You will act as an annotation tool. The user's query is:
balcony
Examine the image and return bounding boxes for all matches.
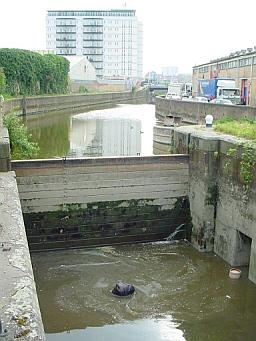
[56,45,76,48]
[83,52,103,56]
[83,24,103,27]
[56,38,76,41]
[56,24,76,27]
[83,45,103,48]
[83,30,103,34]
[83,38,103,41]
[56,31,76,34]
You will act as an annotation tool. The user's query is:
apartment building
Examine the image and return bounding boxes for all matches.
[192,47,256,105]
[46,9,143,80]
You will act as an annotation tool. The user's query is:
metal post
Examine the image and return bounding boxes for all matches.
[0,319,7,337]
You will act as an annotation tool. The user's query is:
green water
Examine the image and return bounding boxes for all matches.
[32,242,256,341]
[25,104,155,159]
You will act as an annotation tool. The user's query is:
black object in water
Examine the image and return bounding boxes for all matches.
[112,282,135,296]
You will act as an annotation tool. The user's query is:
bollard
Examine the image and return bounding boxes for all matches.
[0,319,7,337]
[205,114,213,128]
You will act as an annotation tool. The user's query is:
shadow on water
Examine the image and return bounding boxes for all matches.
[31,242,256,341]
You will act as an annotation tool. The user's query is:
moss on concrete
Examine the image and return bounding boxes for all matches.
[23,197,191,250]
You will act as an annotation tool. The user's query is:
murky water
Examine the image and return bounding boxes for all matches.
[32,242,256,341]
[25,104,155,159]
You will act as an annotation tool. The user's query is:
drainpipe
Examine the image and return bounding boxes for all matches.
[249,58,253,106]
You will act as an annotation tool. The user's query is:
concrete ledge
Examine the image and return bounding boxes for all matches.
[11,154,189,169]
[0,127,11,171]
[0,172,45,340]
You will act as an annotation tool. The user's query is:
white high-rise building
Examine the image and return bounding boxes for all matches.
[46,9,143,80]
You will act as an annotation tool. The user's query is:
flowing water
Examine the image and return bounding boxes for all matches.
[32,242,256,341]
[28,104,256,340]
[25,104,155,159]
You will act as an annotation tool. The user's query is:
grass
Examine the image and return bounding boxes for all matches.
[214,117,256,142]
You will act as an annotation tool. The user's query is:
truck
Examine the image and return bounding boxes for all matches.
[166,83,182,100]
[197,78,240,104]
[181,82,192,97]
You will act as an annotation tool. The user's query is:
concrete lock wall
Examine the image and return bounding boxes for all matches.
[11,155,191,251]
[2,89,149,116]
[153,126,174,155]
[155,97,256,125]
[171,126,256,284]
[0,172,45,340]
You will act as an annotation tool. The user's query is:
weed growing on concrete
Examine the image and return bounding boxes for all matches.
[3,112,39,159]
[240,142,256,186]
[214,118,256,141]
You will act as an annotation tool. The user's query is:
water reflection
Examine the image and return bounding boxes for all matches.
[26,104,155,159]
[69,111,141,157]
[46,317,185,341]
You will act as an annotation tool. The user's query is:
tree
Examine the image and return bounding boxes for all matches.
[0,67,5,94]
[0,49,70,96]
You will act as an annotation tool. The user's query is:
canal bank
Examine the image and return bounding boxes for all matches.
[2,88,150,116]
[155,96,256,125]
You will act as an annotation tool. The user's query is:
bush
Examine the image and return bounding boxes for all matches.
[0,49,70,96]
[3,112,39,159]
[0,67,5,94]
[79,85,88,93]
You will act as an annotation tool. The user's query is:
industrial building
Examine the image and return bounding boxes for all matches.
[192,47,256,105]
[46,9,143,81]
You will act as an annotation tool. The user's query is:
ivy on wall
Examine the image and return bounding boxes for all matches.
[0,67,5,94]
[0,49,69,96]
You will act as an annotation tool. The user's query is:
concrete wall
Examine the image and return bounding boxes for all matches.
[155,97,256,125]
[70,81,129,94]
[153,125,174,155]
[11,155,191,251]
[0,127,11,171]
[172,125,256,284]
[0,172,45,340]
[2,89,149,116]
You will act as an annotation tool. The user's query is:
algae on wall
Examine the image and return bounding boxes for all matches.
[23,197,192,251]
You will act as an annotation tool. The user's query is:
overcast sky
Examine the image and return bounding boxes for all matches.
[1,0,256,75]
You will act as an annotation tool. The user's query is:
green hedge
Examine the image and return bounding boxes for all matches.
[0,49,69,96]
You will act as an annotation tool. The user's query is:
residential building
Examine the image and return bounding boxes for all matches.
[64,56,96,82]
[193,47,256,105]
[162,66,178,78]
[46,9,143,80]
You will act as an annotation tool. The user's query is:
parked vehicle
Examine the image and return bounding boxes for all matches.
[165,92,181,100]
[181,96,194,101]
[210,98,233,105]
[197,78,240,104]
[181,82,192,97]
[193,96,208,103]
[166,83,182,100]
